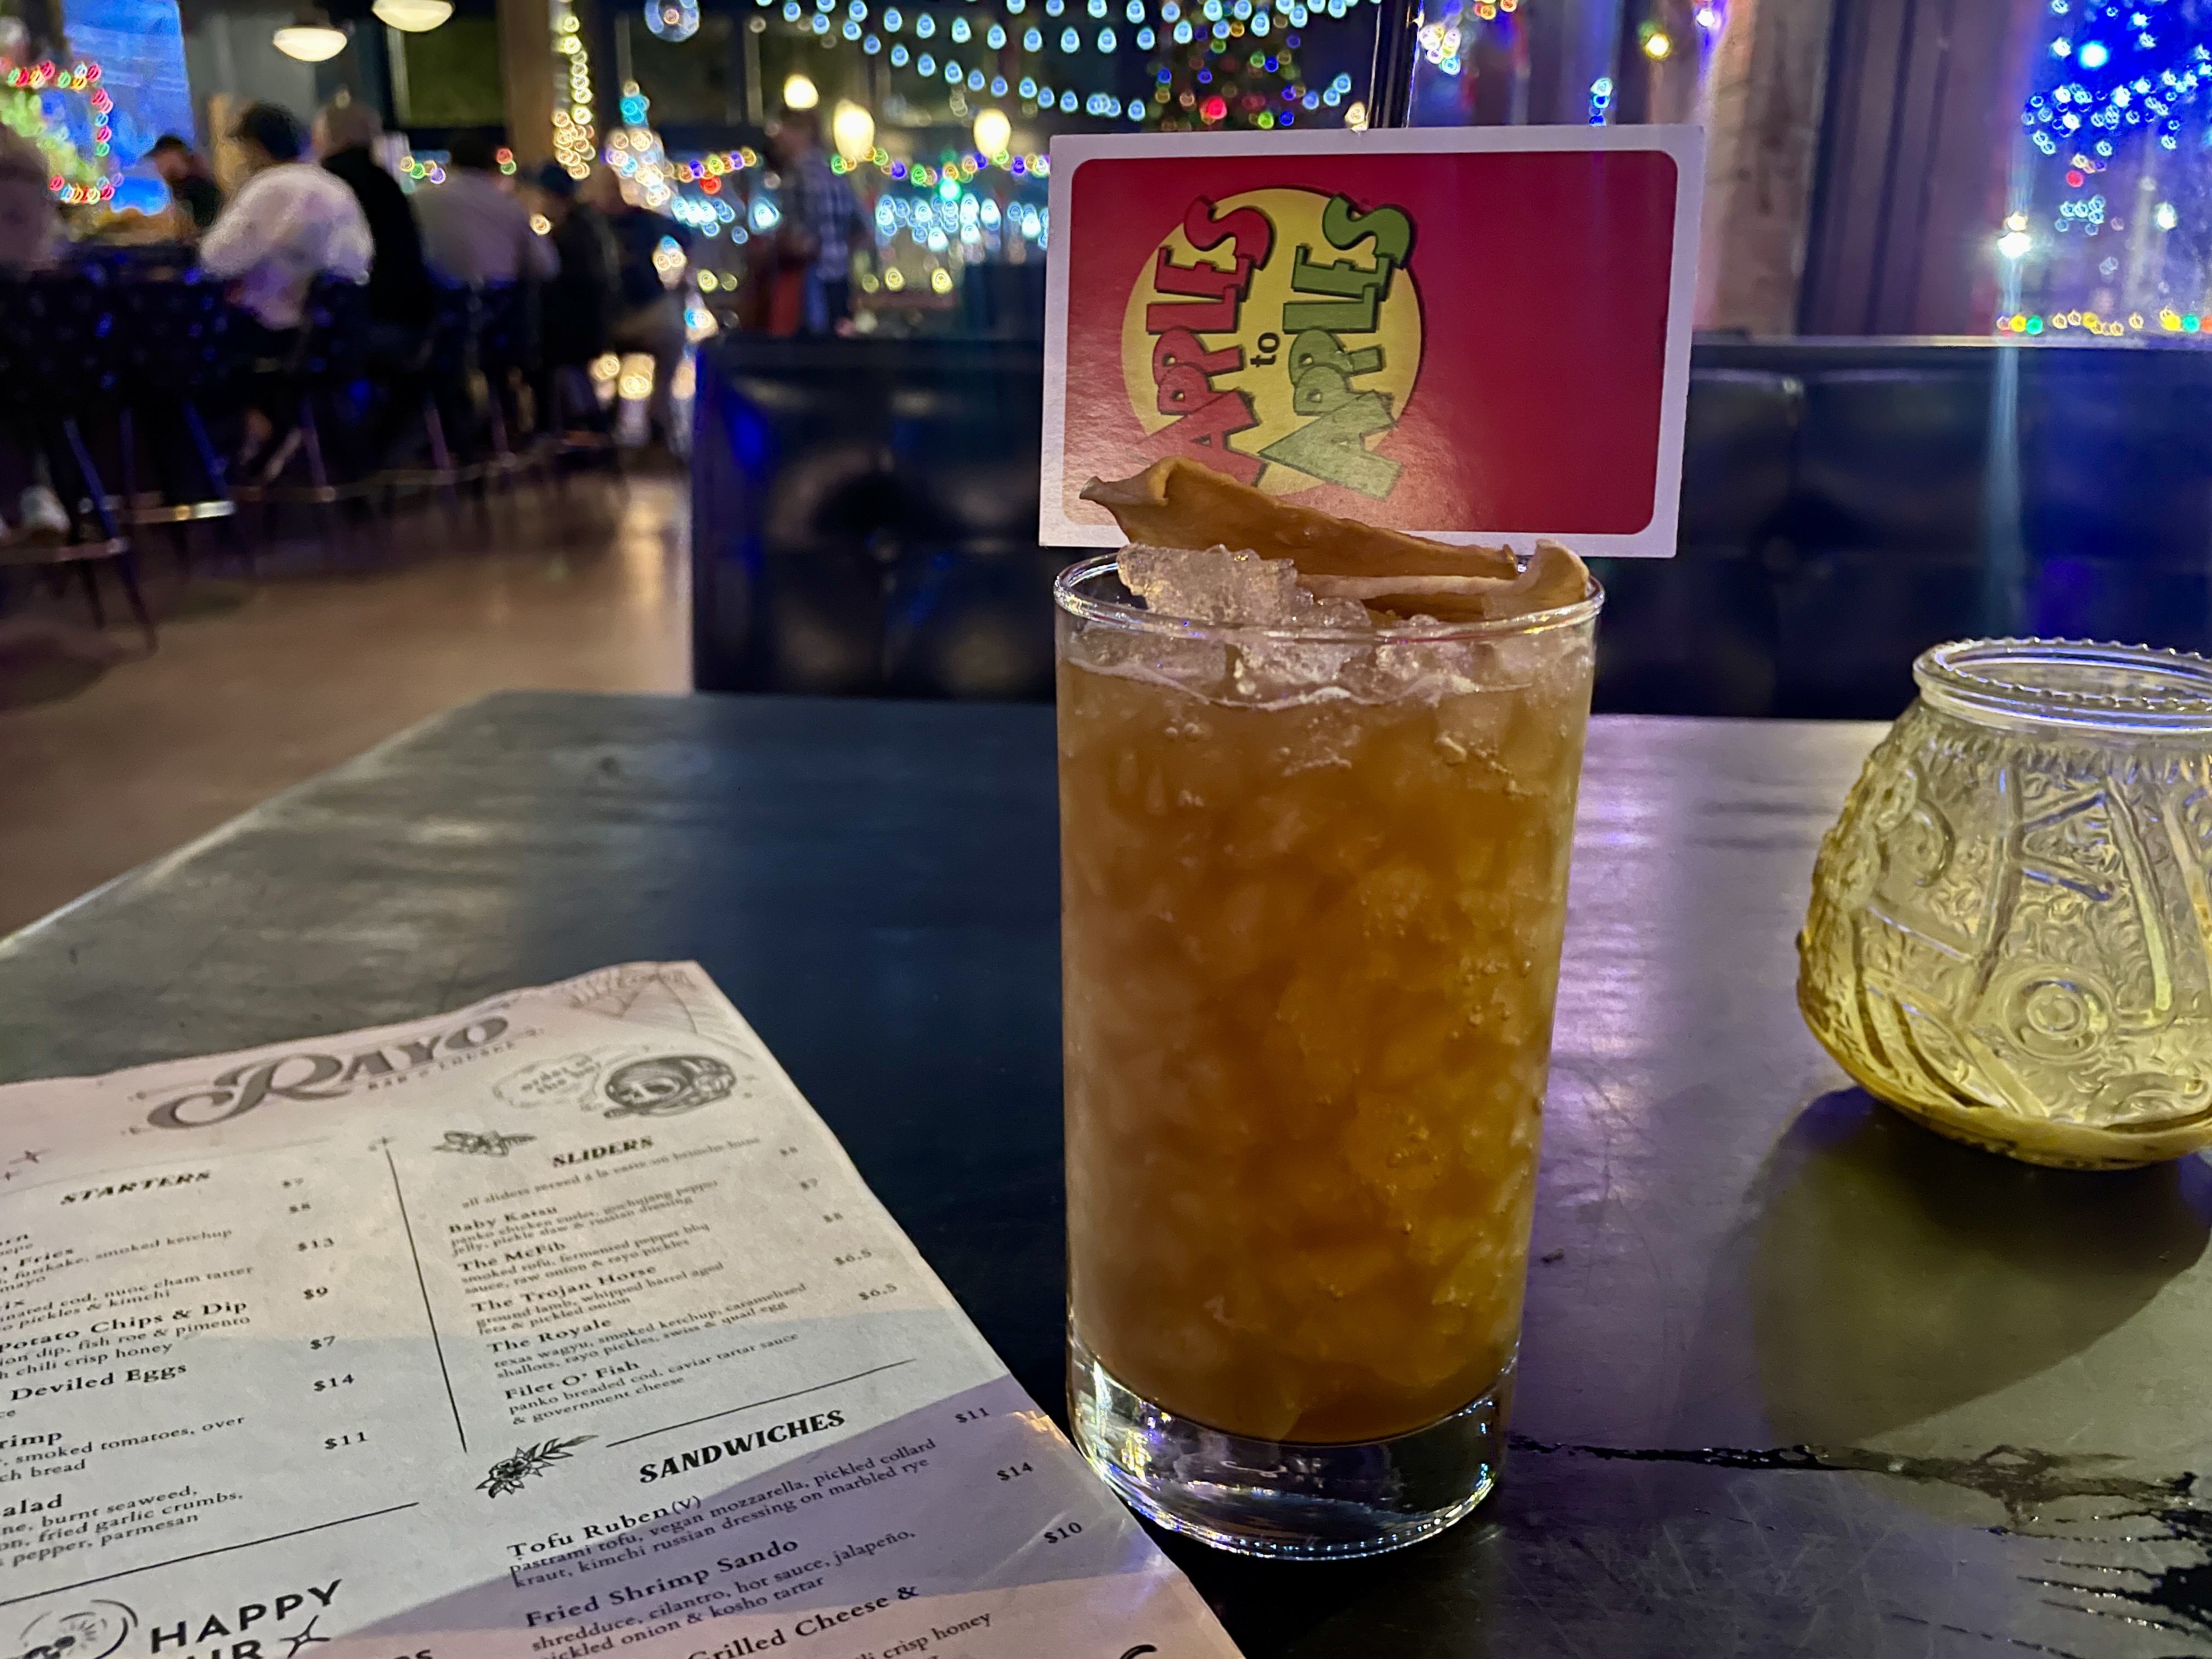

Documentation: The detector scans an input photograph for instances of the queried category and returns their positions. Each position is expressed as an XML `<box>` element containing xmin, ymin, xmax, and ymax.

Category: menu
<box><xmin>0</xmin><ymin>963</ymin><xmax>1239</xmax><ymax>1659</ymax></box>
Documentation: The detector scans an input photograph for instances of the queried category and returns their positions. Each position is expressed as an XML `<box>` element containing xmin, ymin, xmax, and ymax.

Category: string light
<box><xmin>645</xmin><ymin>0</ymin><xmax>701</xmax><ymax>39</ymax></box>
<box><xmin>1417</xmin><ymin>11</ymin><xmax>1459</xmax><ymax>70</ymax></box>
<box><xmin>3</xmin><ymin>56</ymin><xmax>99</xmax><ymax>88</ymax></box>
<box><xmin>2006</xmin><ymin>0</ymin><xmax>2212</xmax><ymax>342</ymax></box>
<box><xmin>684</xmin><ymin>0</ymin><xmax>1376</xmax><ymax>144</ymax></box>
<box><xmin>1</xmin><ymin>58</ymin><xmax>120</xmax><ymax>201</ymax></box>
<box><xmin>550</xmin><ymin>0</ymin><xmax>596</xmax><ymax>176</ymax></box>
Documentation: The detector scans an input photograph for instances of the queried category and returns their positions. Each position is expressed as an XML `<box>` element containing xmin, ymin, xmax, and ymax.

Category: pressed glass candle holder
<box><xmin>1799</xmin><ymin>639</ymin><xmax>2212</xmax><ymax>1170</ymax></box>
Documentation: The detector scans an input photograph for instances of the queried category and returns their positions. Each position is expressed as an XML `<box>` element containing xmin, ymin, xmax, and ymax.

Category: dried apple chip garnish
<box><xmin>1302</xmin><ymin>541</ymin><xmax>1590</xmax><ymax>624</ymax></box>
<box><xmin>1080</xmin><ymin>459</ymin><xmax>1590</xmax><ymax>624</ymax></box>
<box><xmin>1081</xmin><ymin>458</ymin><xmax>1517</xmax><ymax>582</ymax></box>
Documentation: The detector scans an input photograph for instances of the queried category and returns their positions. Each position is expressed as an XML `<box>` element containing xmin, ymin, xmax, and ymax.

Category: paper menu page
<box><xmin>0</xmin><ymin>963</ymin><xmax>1240</xmax><ymax>1658</ymax></box>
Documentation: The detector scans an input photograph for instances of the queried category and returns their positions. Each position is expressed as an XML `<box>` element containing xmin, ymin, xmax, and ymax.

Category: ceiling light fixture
<box><xmin>373</xmin><ymin>0</ymin><xmax>453</xmax><ymax>30</ymax></box>
<box><xmin>273</xmin><ymin>8</ymin><xmax>348</xmax><ymax>58</ymax></box>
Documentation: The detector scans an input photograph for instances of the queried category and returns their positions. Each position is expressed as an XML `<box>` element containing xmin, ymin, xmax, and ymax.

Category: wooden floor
<box><xmin>0</xmin><ymin>470</ymin><xmax>691</xmax><ymax>938</ymax></box>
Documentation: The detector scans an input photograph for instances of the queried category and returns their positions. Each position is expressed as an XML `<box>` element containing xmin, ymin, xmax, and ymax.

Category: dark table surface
<box><xmin>5</xmin><ymin>691</ymin><xmax>2210</xmax><ymax>1659</ymax></box>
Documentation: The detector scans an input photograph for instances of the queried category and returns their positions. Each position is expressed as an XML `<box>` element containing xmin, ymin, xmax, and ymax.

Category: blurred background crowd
<box><xmin>7</xmin><ymin>0</ymin><xmax>2212</xmax><ymax>931</ymax></box>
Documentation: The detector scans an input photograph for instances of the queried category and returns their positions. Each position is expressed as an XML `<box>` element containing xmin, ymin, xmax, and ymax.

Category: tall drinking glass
<box><xmin>1055</xmin><ymin>554</ymin><xmax>1601</xmax><ymax>1559</ymax></box>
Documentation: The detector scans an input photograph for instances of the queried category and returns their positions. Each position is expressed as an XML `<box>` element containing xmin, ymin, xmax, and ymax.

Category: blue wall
<box><xmin>64</xmin><ymin>0</ymin><xmax>195</xmax><ymax>212</ymax></box>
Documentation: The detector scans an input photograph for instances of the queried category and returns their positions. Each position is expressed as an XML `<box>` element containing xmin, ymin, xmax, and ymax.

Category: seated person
<box><xmin>149</xmin><ymin>133</ymin><xmax>223</xmax><ymax>235</ymax></box>
<box><xmin>0</xmin><ymin>129</ymin><xmax>76</xmax><ymax>542</ymax></box>
<box><xmin>314</xmin><ymin>98</ymin><xmax>435</xmax><ymax>351</ymax></box>
<box><xmin>0</xmin><ymin>127</ymin><xmax>58</xmax><ymax>275</ymax></box>
<box><xmin>528</xmin><ymin>163</ymin><xmax>620</xmax><ymax>431</ymax></box>
<box><xmin>197</xmin><ymin>103</ymin><xmax>373</xmax><ymax>477</ymax></box>
<box><xmin>199</xmin><ymin>101</ymin><xmax>371</xmax><ymax>337</ymax></box>
<box><xmin>415</xmin><ymin>131</ymin><xmax>558</xmax><ymax>286</ymax></box>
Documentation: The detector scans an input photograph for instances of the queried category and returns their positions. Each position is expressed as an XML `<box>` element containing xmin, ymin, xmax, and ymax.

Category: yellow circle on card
<box><xmin>1119</xmin><ymin>185</ymin><xmax>1423</xmax><ymax>500</ymax></box>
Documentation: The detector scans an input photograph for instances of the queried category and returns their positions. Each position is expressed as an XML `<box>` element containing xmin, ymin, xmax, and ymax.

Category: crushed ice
<box><xmin>1088</xmin><ymin>543</ymin><xmax>1589</xmax><ymax>710</ymax></box>
<box><xmin>1119</xmin><ymin>544</ymin><xmax>1373</xmax><ymax>631</ymax></box>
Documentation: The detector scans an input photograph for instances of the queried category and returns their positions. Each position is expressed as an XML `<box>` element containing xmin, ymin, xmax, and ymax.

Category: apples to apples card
<box><xmin>1041</xmin><ymin>126</ymin><xmax>1703</xmax><ymax>556</ymax></box>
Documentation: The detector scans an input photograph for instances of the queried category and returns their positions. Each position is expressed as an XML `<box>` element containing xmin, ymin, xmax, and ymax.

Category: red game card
<box><xmin>1041</xmin><ymin>127</ymin><xmax>1703</xmax><ymax>556</ymax></box>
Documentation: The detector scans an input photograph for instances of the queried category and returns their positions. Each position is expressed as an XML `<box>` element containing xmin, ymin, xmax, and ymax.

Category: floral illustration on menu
<box><xmin>434</xmin><ymin>1129</ymin><xmax>537</xmax><ymax>1157</ymax></box>
<box><xmin>478</xmin><ymin>1435</ymin><xmax>595</xmax><ymax>1498</ymax></box>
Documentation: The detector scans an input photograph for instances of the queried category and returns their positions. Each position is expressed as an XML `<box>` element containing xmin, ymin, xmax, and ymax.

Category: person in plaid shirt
<box><xmin>768</xmin><ymin>111</ymin><xmax>864</xmax><ymax>335</ymax></box>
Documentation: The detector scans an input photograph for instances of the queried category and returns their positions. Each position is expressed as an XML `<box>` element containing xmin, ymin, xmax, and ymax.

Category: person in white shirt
<box><xmin>198</xmin><ymin>103</ymin><xmax>374</xmax><ymax>482</ymax></box>
<box><xmin>198</xmin><ymin>102</ymin><xmax>371</xmax><ymax>334</ymax></box>
<box><xmin>414</xmin><ymin>131</ymin><xmax>558</xmax><ymax>286</ymax></box>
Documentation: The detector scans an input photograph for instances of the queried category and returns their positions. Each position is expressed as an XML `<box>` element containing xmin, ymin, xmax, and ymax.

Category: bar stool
<box><xmin>0</xmin><ymin>267</ymin><xmax>154</xmax><ymax>646</ymax></box>
<box><xmin>379</xmin><ymin>279</ymin><xmax>477</xmax><ymax>511</ymax></box>
<box><xmin>540</xmin><ymin>340</ymin><xmax>622</xmax><ymax>483</ymax></box>
<box><xmin>475</xmin><ymin>279</ymin><xmax>538</xmax><ymax>489</ymax></box>
<box><xmin>109</xmin><ymin>269</ymin><xmax>245</xmax><ymax>571</ymax></box>
<box><xmin>233</xmin><ymin>275</ymin><xmax>379</xmax><ymax>543</ymax></box>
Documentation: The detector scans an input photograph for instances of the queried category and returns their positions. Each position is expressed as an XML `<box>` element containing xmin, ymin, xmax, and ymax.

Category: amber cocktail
<box><xmin>1058</xmin><ymin>550</ymin><xmax>1598</xmax><ymax>1558</ymax></box>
